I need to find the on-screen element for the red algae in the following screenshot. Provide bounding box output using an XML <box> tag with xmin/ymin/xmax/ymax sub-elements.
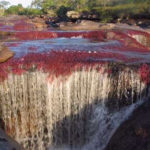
<box><xmin>139</xmin><ymin>64</ymin><xmax>150</xmax><ymax>84</ymax></box>
<box><xmin>1</xmin><ymin>18</ymin><xmax>150</xmax><ymax>85</ymax></box>
<box><xmin>107</xmin><ymin>30</ymin><xmax>149</xmax><ymax>50</ymax></box>
<box><xmin>126</xmin><ymin>29</ymin><xmax>150</xmax><ymax>38</ymax></box>
<box><xmin>14</xmin><ymin>31</ymin><xmax>106</xmax><ymax>41</ymax></box>
<box><xmin>57</xmin><ymin>31</ymin><xmax>106</xmax><ymax>41</ymax></box>
<box><xmin>6</xmin><ymin>43</ymin><xmax>21</xmax><ymax>47</ymax></box>
<box><xmin>15</xmin><ymin>31</ymin><xmax>58</xmax><ymax>40</ymax></box>
<box><xmin>126</xmin><ymin>29</ymin><xmax>150</xmax><ymax>48</ymax></box>
<box><xmin>13</xmin><ymin>22</ymin><xmax>35</xmax><ymax>31</ymax></box>
<box><xmin>28</xmin><ymin>46</ymin><xmax>38</xmax><ymax>51</ymax></box>
<box><xmin>0</xmin><ymin>50</ymin><xmax>147</xmax><ymax>82</ymax></box>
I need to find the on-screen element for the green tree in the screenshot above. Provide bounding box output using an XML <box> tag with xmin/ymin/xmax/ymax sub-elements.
<box><xmin>5</xmin><ymin>4</ymin><xmax>24</xmax><ymax>15</ymax></box>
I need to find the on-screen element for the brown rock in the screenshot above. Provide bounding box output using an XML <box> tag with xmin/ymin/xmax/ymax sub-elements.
<box><xmin>0</xmin><ymin>44</ymin><xmax>14</xmax><ymax>63</ymax></box>
<box><xmin>29</xmin><ymin>17</ymin><xmax>47</xmax><ymax>30</ymax></box>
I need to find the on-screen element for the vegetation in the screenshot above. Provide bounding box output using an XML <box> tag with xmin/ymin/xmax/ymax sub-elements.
<box><xmin>31</xmin><ymin>0</ymin><xmax>150</xmax><ymax>22</ymax></box>
<box><xmin>4</xmin><ymin>4</ymin><xmax>43</xmax><ymax>16</ymax></box>
<box><xmin>1</xmin><ymin>0</ymin><xmax>150</xmax><ymax>22</ymax></box>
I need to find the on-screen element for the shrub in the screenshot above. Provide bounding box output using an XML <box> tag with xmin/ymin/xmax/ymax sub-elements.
<box><xmin>5</xmin><ymin>5</ymin><xmax>43</xmax><ymax>16</ymax></box>
<box><xmin>56</xmin><ymin>6</ymin><xmax>71</xmax><ymax>20</ymax></box>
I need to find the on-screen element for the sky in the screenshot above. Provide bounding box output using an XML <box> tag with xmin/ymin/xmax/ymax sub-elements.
<box><xmin>1</xmin><ymin>0</ymin><xmax>33</xmax><ymax>7</ymax></box>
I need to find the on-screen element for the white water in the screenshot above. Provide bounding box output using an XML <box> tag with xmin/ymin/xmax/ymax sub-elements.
<box><xmin>48</xmin><ymin>100</ymin><xmax>143</xmax><ymax>150</ymax></box>
<box><xmin>0</xmin><ymin>65</ymin><xmax>148</xmax><ymax>150</ymax></box>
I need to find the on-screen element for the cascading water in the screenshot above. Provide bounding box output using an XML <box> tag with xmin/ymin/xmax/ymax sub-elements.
<box><xmin>0</xmin><ymin>64</ymin><xmax>149</xmax><ymax>150</ymax></box>
<box><xmin>0</xmin><ymin>18</ymin><xmax>150</xmax><ymax>150</ymax></box>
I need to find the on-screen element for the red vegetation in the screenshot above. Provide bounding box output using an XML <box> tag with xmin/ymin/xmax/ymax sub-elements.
<box><xmin>15</xmin><ymin>31</ymin><xmax>58</xmax><ymax>40</ymax></box>
<box><xmin>139</xmin><ymin>64</ymin><xmax>150</xmax><ymax>84</ymax></box>
<box><xmin>13</xmin><ymin>22</ymin><xmax>35</xmax><ymax>31</ymax></box>
<box><xmin>6</xmin><ymin>43</ymin><xmax>20</xmax><ymax>47</ymax></box>
<box><xmin>0</xmin><ymin>49</ymin><xmax>148</xmax><ymax>83</ymax></box>
<box><xmin>127</xmin><ymin>29</ymin><xmax>150</xmax><ymax>38</ymax></box>
<box><xmin>14</xmin><ymin>31</ymin><xmax>106</xmax><ymax>41</ymax></box>
<box><xmin>107</xmin><ymin>30</ymin><xmax>149</xmax><ymax>50</ymax></box>
<box><xmin>1</xmin><ymin>18</ymin><xmax>150</xmax><ymax>85</ymax></box>
<box><xmin>28</xmin><ymin>46</ymin><xmax>38</xmax><ymax>51</ymax></box>
<box><xmin>57</xmin><ymin>31</ymin><xmax>106</xmax><ymax>41</ymax></box>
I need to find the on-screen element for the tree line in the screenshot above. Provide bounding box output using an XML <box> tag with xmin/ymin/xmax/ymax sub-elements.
<box><xmin>0</xmin><ymin>0</ymin><xmax>150</xmax><ymax>23</ymax></box>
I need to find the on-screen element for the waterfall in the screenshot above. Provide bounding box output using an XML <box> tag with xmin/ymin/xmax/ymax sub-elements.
<box><xmin>0</xmin><ymin>64</ymin><xmax>148</xmax><ymax>150</ymax></box>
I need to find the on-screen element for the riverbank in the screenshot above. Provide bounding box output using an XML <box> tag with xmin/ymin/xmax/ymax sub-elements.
<box><xmin>1</xmin><ymin>15</ymin><xmax>150</xmax><ymax>32</ymax></box>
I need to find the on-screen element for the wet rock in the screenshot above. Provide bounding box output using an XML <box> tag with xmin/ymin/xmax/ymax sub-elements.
<box><xmin>137</xmin><ymin>20</ymin><xmax>150</xmax><ymax>28</ymax></box>
<box><xmin>45</xmin><ymin>17</ymin><xmax>60</xmax><ymax>28</ymax></box>
<box><xmin>105</xmin><ymin>100</ymin><xmax>150</xmax><ymax>150</ymax></box>
<box><xmin>0</xmin><ymin>44</ymin><xmax>14</xmax><ymax>63</ymax></box>
<box><xmin>0</xmin><ymin>129</ymin><xmax>24</xmax><ymax>150</ymax></box>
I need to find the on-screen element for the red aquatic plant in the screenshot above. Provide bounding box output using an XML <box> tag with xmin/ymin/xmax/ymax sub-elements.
<box><xmin>139</xmin><ymin>64</ymin><xmax>150</xmax><ymax>84</ymax></box>
<box><xmin>13</xmin><ymin>22</ymin><xmax>35</xmax><ymax>31</ymax></box>
<box><xmin>0</xmin><ymin>49</ymin><xmax>145</xmax><ymax>82</ymax></box>
<box><xmin>6</xmin><ymin>43</ymin><xmax>20</xmax><ymax>47</ymax></box>
<box><xmin>28</xmin><ymin>46</ymin><xmax>37</xmax><ymax>51</ymax></box>
<box><xmin>15</xmin><ymin>31</ymin><xmax>58</xmax><ymax>40</ymax></box>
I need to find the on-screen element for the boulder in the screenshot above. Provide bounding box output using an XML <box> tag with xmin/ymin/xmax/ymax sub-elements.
<box><xmin>67</xmin><ymin>11</ymin><xmax>80</xmax><ymax>19</ymax></box>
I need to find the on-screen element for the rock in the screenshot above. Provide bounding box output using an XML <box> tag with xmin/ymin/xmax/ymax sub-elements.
<box><xmin>28</xmin><ymin>17</ymin><xmax>47</xmax><ymax>30</ymax></box>
<box><xmin>67</xmin><ymin>11</ymin><xmax>80</xmax><ymax>19</ymax></box>
<box><xmin>0</xmin><ymin>44</ymin><xmax>14</xmax><ymax>63</ymax></box>
<box><xmin>80</xmin><ymin>11</ymin><xmax>100</xmax><ymax>20</ymax></box>
<box><xmin>0</xmin><ymin>31</ymin><xmax>12</xmax><ymax>41</ymax></box>
<box><xmin>105</xmin><ymin>100</ymin><xmax>150</xmax><ymax>150</ymax></box>
<box><xmin>137</xmin><ymin>20</ymin><xmax>150</xmax><ymax>28</ymax></box>
<box><xmin>0</xmin><ymin>128</ymin><xmax>24</xmax><ymax>150</ymax></box>
<box><xmin>59</xmin><ymin>20</ymin><xmax>101</xmax><ymax>30</ymax></box>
